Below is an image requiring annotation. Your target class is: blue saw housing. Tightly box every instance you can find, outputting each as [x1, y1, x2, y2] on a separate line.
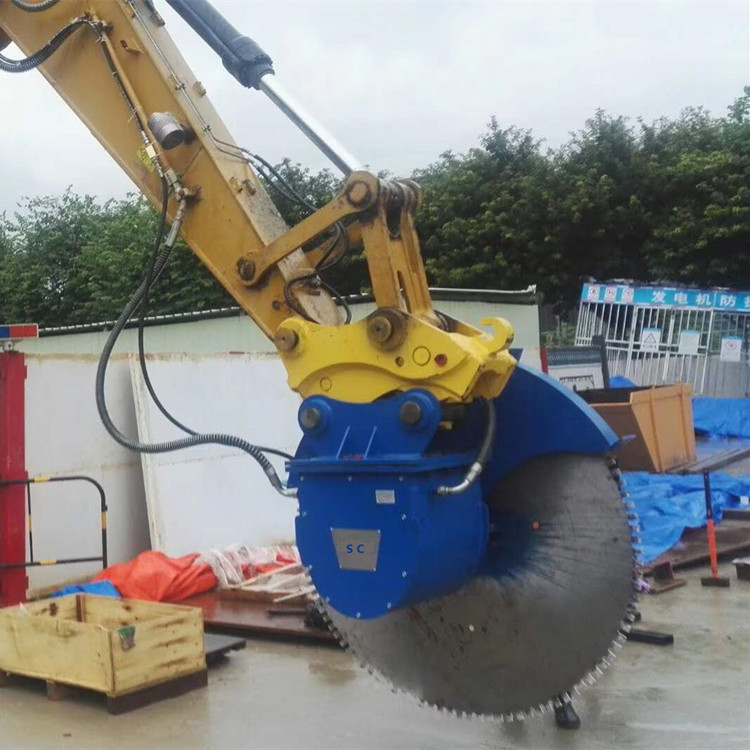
[290, 390, 488, 619]
[288, 364, 619, 620]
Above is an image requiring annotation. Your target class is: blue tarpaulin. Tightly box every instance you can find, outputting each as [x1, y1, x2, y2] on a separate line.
[609, 375, 636, 388]
[608, 377, 750, 439]
[623, 472, 750, 563]
[692, 398, 750, 439]
[50, 580, 121, 599]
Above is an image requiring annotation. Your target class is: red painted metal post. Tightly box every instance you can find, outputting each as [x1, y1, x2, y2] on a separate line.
[0, 351, 29, 606]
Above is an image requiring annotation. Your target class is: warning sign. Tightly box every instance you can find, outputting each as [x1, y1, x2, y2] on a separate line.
[677, 330, 700, 356]
[720, 336, 743, 363]
[586, 285, 601, 302]
[640, 327, 662, 353]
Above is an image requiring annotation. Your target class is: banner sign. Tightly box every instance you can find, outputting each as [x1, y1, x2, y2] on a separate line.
[582, 284, 750, 311]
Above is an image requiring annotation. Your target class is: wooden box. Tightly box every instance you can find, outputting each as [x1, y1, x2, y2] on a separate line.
[580, 383, 696, 472]
[0, 594, 206, 713]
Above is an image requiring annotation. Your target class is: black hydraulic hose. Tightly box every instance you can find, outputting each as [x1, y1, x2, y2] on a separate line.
[136, 179, 195, 436]
[95, 244, 291, 494]
[0, 18, 86, 73]
[95, 199, 294, 495]
[10, 0, 60, 12]
[134, 181, 294, 462]
[436, 399, 496, 496]
[475, 399, 497, 466]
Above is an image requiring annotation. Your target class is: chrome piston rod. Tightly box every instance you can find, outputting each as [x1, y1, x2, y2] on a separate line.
[165, 0, 361, 177]
[259, 73, 361, 176]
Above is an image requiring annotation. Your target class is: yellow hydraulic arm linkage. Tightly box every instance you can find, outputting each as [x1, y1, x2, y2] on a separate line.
[0, 0, 515, 405]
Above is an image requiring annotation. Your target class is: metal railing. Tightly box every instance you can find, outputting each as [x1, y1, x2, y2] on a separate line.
[576, 283, 750, 397]
[0, 475, 108, 572]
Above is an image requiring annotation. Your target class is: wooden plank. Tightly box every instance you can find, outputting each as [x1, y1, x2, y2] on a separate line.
[237, 563, 302, 587]
[110, 608, 206, 696]
[221, 564, 310, 603]
[84, 595, 198, 629]
[0, 612, 113, 693]
[5, 595, 79, 620]
[724, 509, 750, 521]
[676, 447, 750, 474]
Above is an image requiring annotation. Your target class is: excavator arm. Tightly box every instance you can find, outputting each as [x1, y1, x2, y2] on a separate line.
[0, 0, 515, 404]
[0, 0, 638, 721]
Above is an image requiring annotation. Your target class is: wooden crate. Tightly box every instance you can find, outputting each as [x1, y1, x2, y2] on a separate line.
[0, 594, 207, 713]
[585, 383, 696, 472]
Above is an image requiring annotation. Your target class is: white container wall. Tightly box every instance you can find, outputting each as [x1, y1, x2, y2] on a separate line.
[130, 353, 301, 557]
[24, 355, 151, 589]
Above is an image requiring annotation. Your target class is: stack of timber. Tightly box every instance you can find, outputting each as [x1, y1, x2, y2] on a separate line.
[220, 563, 315, 605]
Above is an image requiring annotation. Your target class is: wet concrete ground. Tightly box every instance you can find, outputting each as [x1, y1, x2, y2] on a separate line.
[0, 563, 747, 749]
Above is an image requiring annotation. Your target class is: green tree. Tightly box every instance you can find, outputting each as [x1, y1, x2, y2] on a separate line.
[638, 93, 750, 287]
[0, 190, 234, 327]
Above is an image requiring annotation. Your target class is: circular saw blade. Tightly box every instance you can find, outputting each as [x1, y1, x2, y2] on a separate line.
[322, 453, 638, 719]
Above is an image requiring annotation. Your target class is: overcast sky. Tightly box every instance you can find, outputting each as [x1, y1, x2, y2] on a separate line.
[0, 0, 748, 214]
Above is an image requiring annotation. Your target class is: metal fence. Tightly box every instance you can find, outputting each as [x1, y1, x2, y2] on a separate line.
[575, 283, 750, 397]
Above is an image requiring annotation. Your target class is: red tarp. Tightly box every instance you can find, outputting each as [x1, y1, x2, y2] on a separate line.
[93, 551, 217, 602]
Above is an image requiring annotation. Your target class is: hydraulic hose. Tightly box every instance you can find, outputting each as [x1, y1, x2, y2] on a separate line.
[0, 18, 87, 73]
[436, 399, 496, 496]
[10, 0, 60, 12]
[95, 201, 295, 497]
[135, 181, 294, 461]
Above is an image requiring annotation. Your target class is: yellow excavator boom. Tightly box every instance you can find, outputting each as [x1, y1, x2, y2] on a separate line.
[0, 0, 515, 403]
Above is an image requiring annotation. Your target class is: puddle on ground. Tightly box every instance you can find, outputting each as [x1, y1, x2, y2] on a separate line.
[308, 660, 357, 686]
